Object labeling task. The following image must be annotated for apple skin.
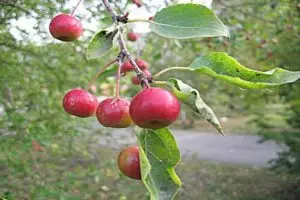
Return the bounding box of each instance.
[63,88,98,117]
[127,32,139,42]
[118,145,141,180]
[49,14,83,41]
[96,98,132,128]
[130,87,180,129]
[121,61,134,74]
[132,69,152,85]
[131,76,140,85]
[135,59,149,70]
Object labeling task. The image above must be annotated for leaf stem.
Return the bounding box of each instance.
[86,59,118,91]
[153,67,191,79]
[127,19,150,23]
[71,0,84,16]
[152,81,168,87]
[102,0,150,88]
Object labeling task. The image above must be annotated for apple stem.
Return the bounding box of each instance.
[152,81,168,87]
[86,59,118,91]
[102,0,150,89]
[71,0,84,16]
[115,53,125,99]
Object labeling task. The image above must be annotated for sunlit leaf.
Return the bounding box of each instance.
[86,26,118,60]
[149,4,229,39]
[190,52,300,89]
[136,127,181,200]
[167,78,224,135]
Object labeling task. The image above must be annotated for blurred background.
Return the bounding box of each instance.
[1,0,299,199]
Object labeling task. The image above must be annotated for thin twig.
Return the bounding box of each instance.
[86,59,118,91]
[102,0,150,88]
[71,0,84,16]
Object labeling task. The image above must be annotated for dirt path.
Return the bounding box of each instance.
[91,124,285,167]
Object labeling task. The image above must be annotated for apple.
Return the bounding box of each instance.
[49,14,83,42]
[63,88,98,117]
[96,98,132,128]
[118,145,141,180]
[135,59,149,70]
[131,0,142,7]
[127,32,139,42]
[130,87,180,129]
[121,61,134,74]
[132,69,152,85]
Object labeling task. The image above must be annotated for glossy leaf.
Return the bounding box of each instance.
[86,26,118,60]
[149,4,229,39]
[190,52,300,89]
[136,127,181,200]
[167,79,224,135]
[97,65,118,82]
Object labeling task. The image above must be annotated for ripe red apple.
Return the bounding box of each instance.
[132,69,152,85]
[135,59,149,70]
[127,32,139,42]
[131,76,140,85]
[49,14,83,42]
[130,87,180,129]
[131,0,142,7]
[96,98,132,128]
[63,88,98,117]
[121,61,134,74]
[118,145,141,180]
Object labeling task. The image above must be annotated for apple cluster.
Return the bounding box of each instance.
[49,0,180,180]
[62,87,180,129]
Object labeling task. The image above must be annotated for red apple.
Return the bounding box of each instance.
[131,76,140,85]
[96,98,132,128]
[118,145,141,180]
[135,59,149,70]
[131,0,142,7]
[49,14,83,42]
[121,61,134,74]
[132,69,152,85]
[127,32,139,42]
[130,87,180,129]
[63,88,98,117]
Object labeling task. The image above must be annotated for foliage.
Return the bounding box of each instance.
[136,128,181,200]
[149,4,229,39]
[212,0,300,175]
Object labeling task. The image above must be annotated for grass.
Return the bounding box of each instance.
[1,133,298,200]
[177,156,298,200]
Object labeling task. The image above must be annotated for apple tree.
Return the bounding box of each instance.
[48,0,300,199]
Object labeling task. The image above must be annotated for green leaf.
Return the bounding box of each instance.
[136,127,181,200]
[96,65,118,82]
[86,26,119,60]
[149,4,229,39]
[167,79,224,135]
[190,52,300,89]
